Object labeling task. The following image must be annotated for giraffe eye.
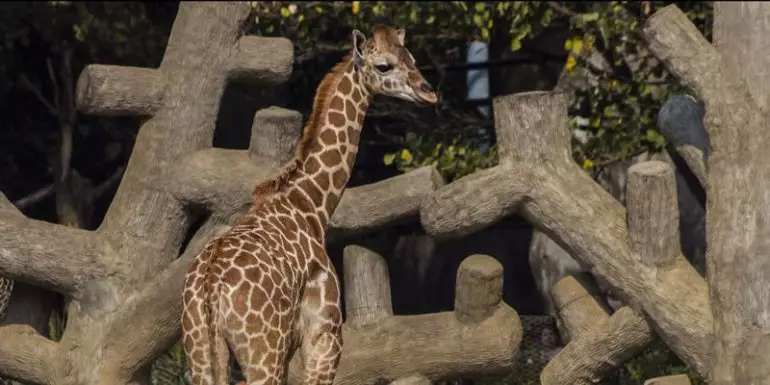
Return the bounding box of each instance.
[375,63,393,73]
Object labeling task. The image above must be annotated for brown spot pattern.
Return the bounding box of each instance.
[327,111,346,128]
[332,169,348,190]
[345,99,357,122]
[329,95,344,111]
[319,129,337,145]
[315,172,331,190]
[319,149,342,167]
[338,75,352,94]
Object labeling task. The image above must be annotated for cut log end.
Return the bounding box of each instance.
[343,245,393,328]
[454,254,503,324]
[550,273,611,342]
[250,106,303,165]
[626,160,681,266]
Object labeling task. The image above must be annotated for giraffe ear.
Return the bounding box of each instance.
[394,28,406,46]
[351,29,367,70]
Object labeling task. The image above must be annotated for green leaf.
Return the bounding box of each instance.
[582,12,600,22]
[400,149,413,164]
[383,153,396,166]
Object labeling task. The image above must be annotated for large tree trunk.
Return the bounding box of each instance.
[643,3,770,383]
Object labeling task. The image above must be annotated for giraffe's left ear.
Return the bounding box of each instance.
[351,29,367,70]
[394,28,406,46]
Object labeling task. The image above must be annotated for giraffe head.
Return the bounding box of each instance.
[351,25,438,105]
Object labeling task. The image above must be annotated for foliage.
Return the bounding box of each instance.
[247,1,712,183]
[563,1,712,173]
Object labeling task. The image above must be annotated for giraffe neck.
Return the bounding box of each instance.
[281,57,372,236]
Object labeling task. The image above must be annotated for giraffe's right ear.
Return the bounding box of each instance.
[351,29,366,70]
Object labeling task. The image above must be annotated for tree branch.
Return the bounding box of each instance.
[18,74,58,117]
[0,193,107,296]
[0,324,56,384]
[328,166,445,240]
[642,5,743,109]
[12,184,56,210]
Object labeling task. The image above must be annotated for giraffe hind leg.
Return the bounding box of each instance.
[223,281,295,385]
[182,274,215,385]
[299,270,343,385]
[182,260,230,385]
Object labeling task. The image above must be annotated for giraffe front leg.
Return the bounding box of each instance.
[299,266,343,385]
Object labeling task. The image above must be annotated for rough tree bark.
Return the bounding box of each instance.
[643,3,770,384]
[420,90,713,377]
[0,3,452,383]
[541,160,692,384]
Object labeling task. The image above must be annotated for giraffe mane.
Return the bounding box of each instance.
[251,54,355,205]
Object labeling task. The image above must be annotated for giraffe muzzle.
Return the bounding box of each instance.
[415,82,438,105]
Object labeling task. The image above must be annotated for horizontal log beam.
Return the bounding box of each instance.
[75,65,165,117]
[230,36,295,86]
[329,166,445,240]
[0,193,108,296]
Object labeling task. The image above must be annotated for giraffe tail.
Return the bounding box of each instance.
[202,238,231,385]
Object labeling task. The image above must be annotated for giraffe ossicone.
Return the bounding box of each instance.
[182,24,437,385]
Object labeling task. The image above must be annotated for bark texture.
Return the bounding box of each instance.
[420,90,713,377]
[643,4,770,384]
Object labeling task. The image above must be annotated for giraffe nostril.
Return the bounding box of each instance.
[420,83,434,93]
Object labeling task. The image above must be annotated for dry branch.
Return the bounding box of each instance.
[287,252,522,384]
[642,6,738,108]
[541,307,654,385]
[420,91,713,376]
[169,148,283,211]
[626,161,680,265]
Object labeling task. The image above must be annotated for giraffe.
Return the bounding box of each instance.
[182,24,437,385]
